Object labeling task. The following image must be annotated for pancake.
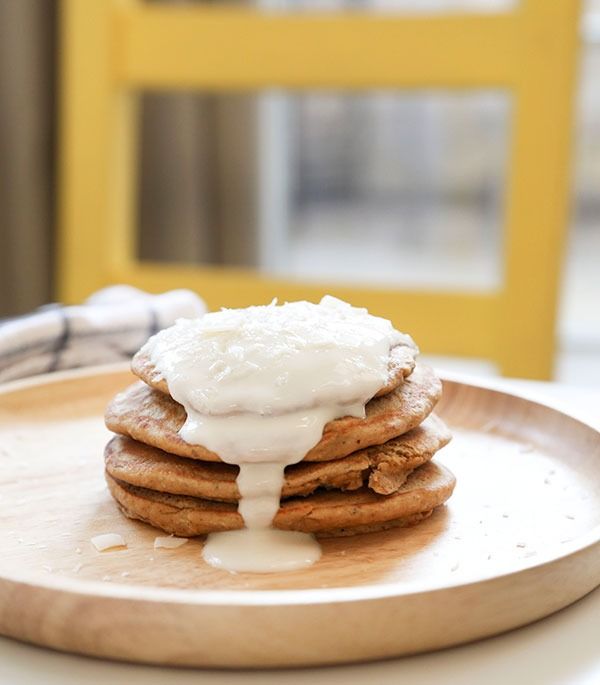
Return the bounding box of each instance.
[131,338,418,401]
[105,460,456,537]
[105,363,442,464]
[321,510,433,538]
[104,414,451,501]
[362,414,451,495]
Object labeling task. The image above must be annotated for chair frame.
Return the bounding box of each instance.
[58,0,580,378]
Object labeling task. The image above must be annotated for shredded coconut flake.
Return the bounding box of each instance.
[91,533,126,552]
[154,536,189,550]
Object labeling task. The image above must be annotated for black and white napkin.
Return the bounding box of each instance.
[0,285,206,383]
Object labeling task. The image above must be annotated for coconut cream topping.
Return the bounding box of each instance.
[141,296,408,572]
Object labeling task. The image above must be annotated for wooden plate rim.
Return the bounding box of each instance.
[0,363,599,607]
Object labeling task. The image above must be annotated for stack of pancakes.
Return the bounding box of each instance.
[104,342,456,537]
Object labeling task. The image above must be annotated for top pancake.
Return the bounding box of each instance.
[106,364,442,464]
[131,338,418,400]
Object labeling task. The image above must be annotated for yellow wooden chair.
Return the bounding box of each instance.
[58,0,580,379]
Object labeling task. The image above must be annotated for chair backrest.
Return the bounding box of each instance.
[58,0,580,379]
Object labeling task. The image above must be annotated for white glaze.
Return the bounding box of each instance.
[179,402,365,464]
[202,529,321,573]
[236,463,285,528]
[142,296,408,573]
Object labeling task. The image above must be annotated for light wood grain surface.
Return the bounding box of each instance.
[0,365,598,668]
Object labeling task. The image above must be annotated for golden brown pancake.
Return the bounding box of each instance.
[316,510,434,538]
[104,414,451,501]
[105,364,442,464]
[131,339,418,401]
[105,460,455,537]
[362,414,451,495]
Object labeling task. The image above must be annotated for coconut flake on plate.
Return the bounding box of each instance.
[91,533,127,552]
[154,536,189,550]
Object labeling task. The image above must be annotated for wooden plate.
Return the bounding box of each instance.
[0,365,598,668]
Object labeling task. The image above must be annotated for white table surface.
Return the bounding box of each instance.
[0,377,598,685]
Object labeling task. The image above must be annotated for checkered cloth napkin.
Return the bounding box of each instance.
[0,285,206,384]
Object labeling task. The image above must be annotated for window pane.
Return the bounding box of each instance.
[137,90,509,292]
[279,90,509,290]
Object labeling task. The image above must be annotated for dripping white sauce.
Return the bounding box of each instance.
[142,296,407,573]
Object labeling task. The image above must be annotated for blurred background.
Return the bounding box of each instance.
[0,0,598,382]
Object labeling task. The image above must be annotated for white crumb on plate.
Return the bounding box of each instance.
[91,533,127,552]
[154,536,189,550]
